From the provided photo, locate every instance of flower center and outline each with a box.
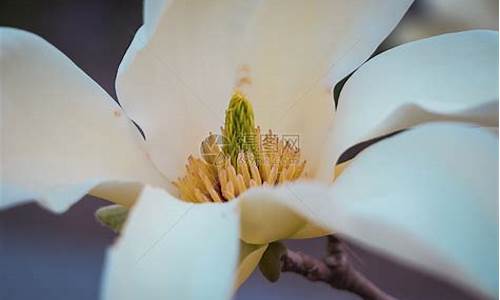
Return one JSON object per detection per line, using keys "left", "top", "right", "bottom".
{"left": 173, "top": 92, "right": 307, "bottom": 203}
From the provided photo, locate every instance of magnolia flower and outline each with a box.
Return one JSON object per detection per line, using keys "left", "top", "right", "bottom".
{"left": 1, "top": 1, "right": 498, "bottom": 299}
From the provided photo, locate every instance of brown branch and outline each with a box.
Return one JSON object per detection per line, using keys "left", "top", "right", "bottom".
{"left": 280, "top": 235, "right": 397, "bottom": 300}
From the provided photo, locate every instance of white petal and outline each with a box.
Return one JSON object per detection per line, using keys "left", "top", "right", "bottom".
{"left": 319, "top": 30, "right": 499, "bottom": 180}
{"left": 238, "top": 0, "right": 412, "bottom": 115}
{"left": 101, "top": 186, "right": 239, "bottom": 300}
{"left": 320, "top": 123, "right": 497, "bottom": 298}
{"left": 239, "top": 122, "right": 498, "bottom": 297}
{"left": 118, "top": 0, "right": 412, "bottom": 178}
{"left": 237, "top": 0, "right": 412, "bottom": 171}
{"left": 116, "top": 0, "right": 260, "bottom": 181}
{"left": 0, "top": 28, "right": 167, "bottom": 212}
{"left": 238, "top": 181, "right": 333, "bottom": 245}
{"left": 235, "top": 242, "right": 267, "bottom": 289}
{"left": 386, "top": 0, "right": 498, "bottom": 48}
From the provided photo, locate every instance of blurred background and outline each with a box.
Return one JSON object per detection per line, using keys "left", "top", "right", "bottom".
{"left": 0, "top": 1, "right": 498, "bottom": 299}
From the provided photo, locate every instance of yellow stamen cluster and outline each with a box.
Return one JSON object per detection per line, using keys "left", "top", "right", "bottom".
{"left": 173, "top": 128, "right": 306, "bottom": 203}
{"left": 173, "top": 92, "right": 307, "bottom": 203}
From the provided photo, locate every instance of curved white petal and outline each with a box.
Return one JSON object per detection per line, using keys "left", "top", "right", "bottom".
{"left": 319, "top": 123, "right": 497, "bottom": 298}
{"left": 116, "top": 0, "right": 260, "bottom": 182}
{"left": 238, "top": 181, "right": 334, "bottom": 245}
{"left": 0, "top": 28, "right": 167, "bottom": 212}
{"left": 118, "top": 0, "right": 412, "bottom": 178}
{"left": 238, "top": 122, "right": 498, "bottom": 297}
{"left": 236, "top": 164, "right": 357, "bottom": 243}
{"left": 238, "top": 0, "right": 412, "bottom": 170}
{"left": 235, "top": 242, "right": 267, "bottom": 289}
{"left": 386, "top": 0, "right": 498, "bottom": 48}
{"left": 319, "top": 30, "right": 499, "bottom": 180}
{"left": 101, "top": 186, "right": 239, "bottom": 300}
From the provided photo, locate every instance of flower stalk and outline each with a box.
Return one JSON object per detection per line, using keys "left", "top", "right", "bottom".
{"left": 262, "top": 236, "right": 397, "bottom": 300}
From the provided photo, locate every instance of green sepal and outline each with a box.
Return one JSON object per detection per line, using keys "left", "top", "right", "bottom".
{"left": 258, "top": 241, "right": 287, "bottom": 282}
{"left": 95, "top": 204, "right": 129, "bottom": 233}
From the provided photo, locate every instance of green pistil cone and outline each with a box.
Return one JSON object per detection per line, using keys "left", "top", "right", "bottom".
{"left": 223, "top": 92, "right": 258, "bottom": 165}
